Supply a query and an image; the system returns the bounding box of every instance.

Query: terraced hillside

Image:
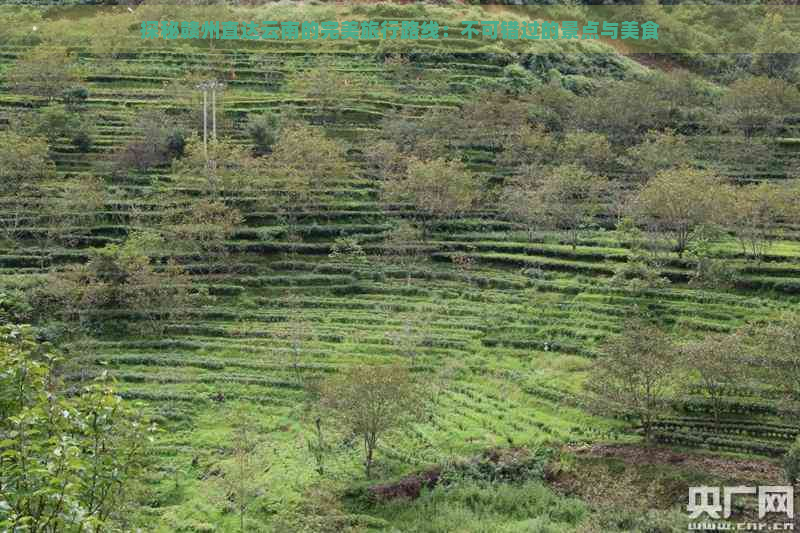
[2,4,800,531]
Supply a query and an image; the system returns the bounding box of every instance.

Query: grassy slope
[1,6,800,531]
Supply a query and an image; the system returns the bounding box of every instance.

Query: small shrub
[247,111,280,155]
[71,130,92,152]
[784,437,800,485]
[62,85,89,107]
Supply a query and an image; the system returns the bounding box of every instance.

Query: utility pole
[212,83,218,141]
[202,86,208,161]
[196,80,226,171]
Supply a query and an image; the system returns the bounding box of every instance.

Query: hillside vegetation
[2,2,800,532]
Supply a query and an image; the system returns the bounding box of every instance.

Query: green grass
[1,14,799,529]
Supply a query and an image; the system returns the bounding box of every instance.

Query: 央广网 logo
[687,486,794,531]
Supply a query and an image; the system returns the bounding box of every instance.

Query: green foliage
[721,76,800,138]
[287,59,380,117]
[680,331,746,426]
[25,104,95,153]
[559,131,615,173]
[609,253,669,293]
[175,134,264,195]
[784,437,800,485]
[382,157,481,235]
[2,11,800,531]
[0,291,33,324]
[374,480,587,533]
[61,85,89,108]
[686,234,740,290]
[503,164,607,250]
[0,131,54,192]
[621,129,691,180]
[729,182,790,261]
[269,123,351,189]
[114,110,187,173]
[631,167,732,257]
[586,317,678,440]
[318,364,422,478]
[0,325,155,531]
[6,45,80,100]
[492,64,541,96]
[246,111,281,156]
[31,238,197,333]
[750,313,800,407]
[42,176,107,248]
[163,199,243,257]
[440,448,552,486]
[328,236,368,267]
[207,403,270,533]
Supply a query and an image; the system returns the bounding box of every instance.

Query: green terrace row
[3,252,791,318]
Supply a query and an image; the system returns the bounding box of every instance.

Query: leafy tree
[503,164,607,250]
[6,45,80,101]
[620,129,691,180]
[377,107,456,161]
[729,182,789,261]
[273,293,315,384]
[525,78,577,133]
[681,332,745,427]
[29,104,84,145]
[246,111,281,156]
[686,233,740,291]
[210,404,270,533]
[575,79,662,146]
[364,140,410,180]
[721,76,800,138]
[609,253,669,294]
[751,313,800,410]
[174,134,268,200]
[631,167,732,258]
[163,198,243,259]
[114,110,187,173]
[381,157,480,239]
[269,123,351,189]
[328,236,368,268]
[752,14,800,80]
[498,124,557,169]
[318,364,421,478]
[260,123,351,237]
[0,131,55,193]
[287,59,375,120]
[586,318,677,441]
[0,325,155,531]
[380,221,426,270]
[40,176,107,257]
[458,91,530,150]
[498,63,540,96]
[33,236,196,333]
[559,131,615,173]
[784,437,800,486]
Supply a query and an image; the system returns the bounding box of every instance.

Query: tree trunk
[365,434,375,479]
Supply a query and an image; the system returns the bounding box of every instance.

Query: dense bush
[0,325,155,531]
[0,131,55,192]
[246,111,281,156]
[784,437,800,485]
[113,110,187,172]
[30,236,199,333]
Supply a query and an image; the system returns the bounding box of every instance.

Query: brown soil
[566,443,783,484]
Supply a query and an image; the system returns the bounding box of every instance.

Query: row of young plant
[585,310,800,455]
